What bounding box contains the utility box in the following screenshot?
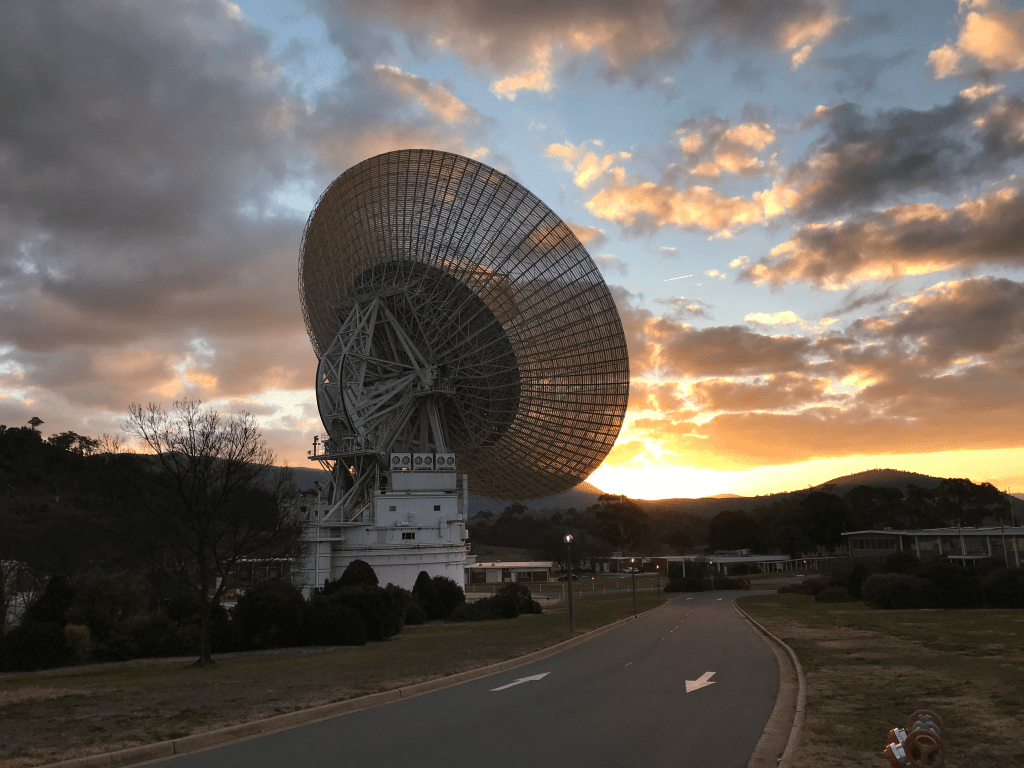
[413,453,434,471]
[435,453,456,471]
[390,453,411,470]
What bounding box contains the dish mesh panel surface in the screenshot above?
[300,149,629,500]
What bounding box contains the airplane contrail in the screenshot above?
[661,274,693,282]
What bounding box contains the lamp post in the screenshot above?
[564,534,575,633]
[630,557,637,617]
[654,563,661,603]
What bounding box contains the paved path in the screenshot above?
[151,592,777,768]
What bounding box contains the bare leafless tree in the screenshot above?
[124,400,303,665]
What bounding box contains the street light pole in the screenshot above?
[630,557,637,617]
[565,534,575,633]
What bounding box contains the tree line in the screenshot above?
[1,402,304,666]
[469,480,1013,561]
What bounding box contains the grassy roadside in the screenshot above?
[739,593,1024,768]
[0,589,664,767]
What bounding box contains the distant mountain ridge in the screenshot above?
[810,468,944,494]
[290,464,1021,520]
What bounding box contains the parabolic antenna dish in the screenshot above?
[299,149,628,500]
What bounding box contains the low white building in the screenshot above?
[842,526,1024,566]
[299,456,470,595]
[465,561,554,586]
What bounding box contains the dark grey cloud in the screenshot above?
[830,286,898,316]
[786,92,1024,221]
[743,184,1024,287]
[814,50,913,98]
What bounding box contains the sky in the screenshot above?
[1,0,1023,500]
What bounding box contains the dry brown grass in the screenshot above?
[740,594,1024,768]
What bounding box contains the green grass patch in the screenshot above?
[739,594,1024,768]
[0,589,664,767]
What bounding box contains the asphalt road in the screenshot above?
[152,592,778,768]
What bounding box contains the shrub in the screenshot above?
[815,586,857,603]
[983,569,1024,609]
[710,576,749,590]
[917,562,985,609]
[665,577,704,593]
[412,571,441,619]
[403,599,427,625]
[336,559,379,588]
[490,583,538,618]
[308,594,368,646]
[452,584,541,621]
[778,577,830,596]
[207,617,241,654]
[165,590,204,626]
[64,623,91,663]
[22,575,76,626]
[861,573,936,609]
[0,621,70,671]
[233,580,309,649]
[65,571,148,649]
[847,565,870,600]
[431,576,466,618]
[450,599,497,621]
[884,551,921,575]
[324,585,405,641]
[125,613,186,658]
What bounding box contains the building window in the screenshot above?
[433,505,441,511]
[389,505,397,512]
[402,531,415,540]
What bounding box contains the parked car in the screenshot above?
[557,574,579,581]
[623,567,642,574]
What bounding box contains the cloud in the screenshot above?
[676,117,779,178]
[688,373,834,412]
[321,0,843,93]
[612,276,1024,468]
[373,65,484,123]
[0,1,492,451]
[929,6,1024,78]
[565,222,607,249]
[783,93,1024,221]
[743,185,1024,288]
[594,254,629,276]
[814,51,913,97]
[585,169,795,237]
[547,140,630,188]
[491,46,554,99]
[744,310,806,327]
[656,296,714,321]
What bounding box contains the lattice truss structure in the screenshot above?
[300,149,629,505]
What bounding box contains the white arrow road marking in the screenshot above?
[685,671,716,693]
[490,672,550,691]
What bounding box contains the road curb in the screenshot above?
[733,600,806,768]
[43,599,671,768]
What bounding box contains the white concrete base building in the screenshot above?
[300,458,469,595]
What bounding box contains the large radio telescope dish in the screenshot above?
[300,149,628,500]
